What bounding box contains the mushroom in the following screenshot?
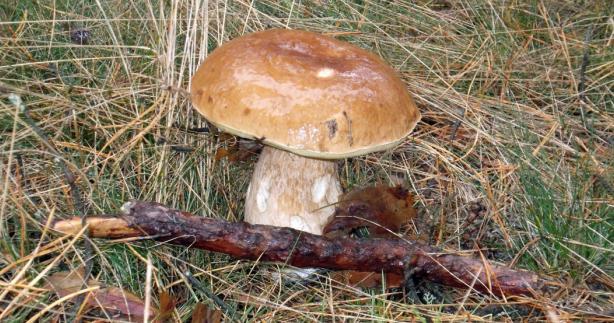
[190,29,420,236]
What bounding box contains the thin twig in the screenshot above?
[17,98,93,321]
[15,153,40,206]
[449,108,466,142]
[144,255,153,323]
[578,25,593,128]
[183,270,235,319]
[578,25,593,103]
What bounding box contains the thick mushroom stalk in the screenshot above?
[245,147,342,235]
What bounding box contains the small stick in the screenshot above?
[53,201,545,297]
[183,270,234,318]
[144,255,153,323]
[577,25,593,130]
[16,97,93,321]
[449,109,465,142]
[578,25,593,104]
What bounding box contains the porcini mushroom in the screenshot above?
[190,29,420,235]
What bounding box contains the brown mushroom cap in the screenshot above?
[191,29,420,159]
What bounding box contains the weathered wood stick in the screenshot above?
[53,201,543,297]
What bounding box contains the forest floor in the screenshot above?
[1,0,612,321]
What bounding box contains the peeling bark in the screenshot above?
[53,201,544,297]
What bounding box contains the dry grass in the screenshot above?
[1,0,612,321]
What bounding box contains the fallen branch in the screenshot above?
[53,201,544,297]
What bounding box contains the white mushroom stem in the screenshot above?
[245,146,342,235]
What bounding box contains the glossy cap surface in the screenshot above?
[191,29,420,159]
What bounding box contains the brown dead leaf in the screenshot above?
[94,286,151,321]
[191,303,222,323]
[214,138,262,163]
[45,270,156,322]
[323,185,416,289]
[155,291,177,322]
[214,147,230,161]
[45,270,96,294]
[323,185,416,239]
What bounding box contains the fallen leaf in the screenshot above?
[214,147,230,161]
[214,138,262,162]
[45,270,156,322]
[191,303,222,323]
[94,286,150,321]
[323,185,416,289]
[45,270,96,294]
[155,291,177,322]
[323,185,416,238]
